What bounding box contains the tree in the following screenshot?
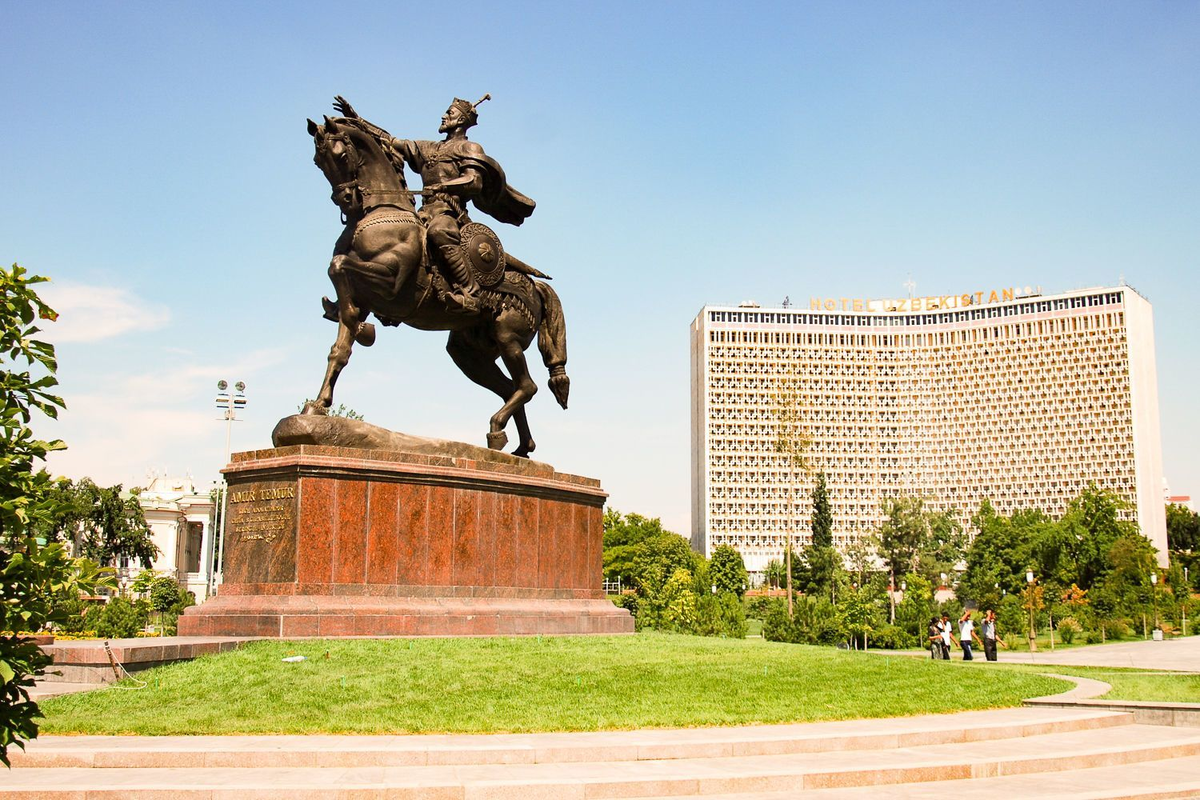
[917,507,964,585]
[1101,531,1158,618]
[772,383,811,617]
[633,531,696,593]
[1043,485,1140,592]
[602,509,672,585]
[1166,503,1199,554]
[710,544,748,598]
[874,497,929,581]
[895,572,935,640]
[810,471,832,550]
[36,478,158,568]
[763,559,785,590]
[0,264,111,765]
[960,500,1041,606]
[803,471,839,599]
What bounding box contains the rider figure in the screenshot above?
[333,95,535,314]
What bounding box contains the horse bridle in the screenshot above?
[321,128,365,223]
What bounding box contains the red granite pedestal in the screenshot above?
[178,445,633,637]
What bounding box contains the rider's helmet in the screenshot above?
[449,98,480,130]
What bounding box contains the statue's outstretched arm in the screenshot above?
[332,95,394,143]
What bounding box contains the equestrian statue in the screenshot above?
[302,95,568,458]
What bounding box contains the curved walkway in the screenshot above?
[880,635,1200,672]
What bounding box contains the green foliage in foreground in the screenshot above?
[0,264,113,765]
[40,634,1067,736]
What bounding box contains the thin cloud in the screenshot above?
[39,282,171,343]
[41,347,293,488]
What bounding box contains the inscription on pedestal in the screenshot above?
[228,485,296,543]
[224,480,299,585]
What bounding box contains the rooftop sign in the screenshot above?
[810,287,1016,313]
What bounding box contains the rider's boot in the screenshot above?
[440,245,480,314]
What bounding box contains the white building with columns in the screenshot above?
[135,475,217,601]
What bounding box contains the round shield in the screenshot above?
[460,222,506,287]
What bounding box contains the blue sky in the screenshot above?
[3,3,1197,535]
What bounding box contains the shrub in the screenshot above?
[658,569,698,632]
[0,540,110,766]
[611,592,639,620]
[52,595,89,634]
[746,594,776,620]
[799,597,845,645]
[709,545,748,598]
[162,591,195,636]
[90,597,147,639]
[149,577,181,614]
[1085,630,1102,644]
[694,593,747,638]
[1102,618,1132,640]
[761,599,804,644]
[1057,617,1083,644]
[867,624,912,650]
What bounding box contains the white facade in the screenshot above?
[690,285,1167,573]
[134,476,217,601]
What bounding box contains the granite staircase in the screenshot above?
[8,706,1200,798]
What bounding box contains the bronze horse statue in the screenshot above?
[302,115,569,458]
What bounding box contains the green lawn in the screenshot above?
[995,664,1200,704]
[40,634,1067,735]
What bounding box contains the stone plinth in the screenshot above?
[178,445,632,637]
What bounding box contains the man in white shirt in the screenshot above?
[959,610,984,661]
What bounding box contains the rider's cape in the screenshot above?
[406,138,536,227]
[463,150,536,226]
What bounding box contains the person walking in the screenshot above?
[937,612,956,660]
[980,608,1007,662]
[927,616,942,659]
[959,610,984,661]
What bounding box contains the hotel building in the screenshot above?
[690,284,1166,574]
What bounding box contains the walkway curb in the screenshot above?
[1025,671,1200,728]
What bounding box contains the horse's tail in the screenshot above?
[534,280,570,409]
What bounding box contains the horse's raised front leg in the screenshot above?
[303,258,362,415]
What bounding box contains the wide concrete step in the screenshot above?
[6,724,1199,798]
[13,707,1129,769]
[678,755,1200,799]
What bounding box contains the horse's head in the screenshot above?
[308,116,364,215]
[307,116,412,219]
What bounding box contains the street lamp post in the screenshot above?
[889,573,895,625]
[211,380,247,597]
[1026,570,1037,652]
[1150,571,1160,638]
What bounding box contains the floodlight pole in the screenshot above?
[211,380,247,596]
[1026,571,1037,652]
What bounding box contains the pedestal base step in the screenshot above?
[178,595,634,638]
